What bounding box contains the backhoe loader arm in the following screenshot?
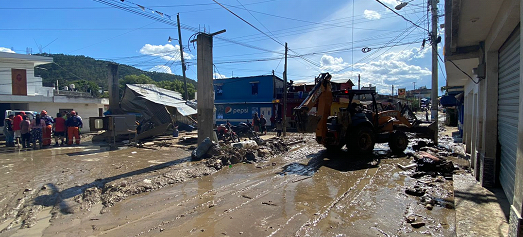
[294,73,333,143]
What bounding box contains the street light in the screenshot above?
[395,2,408,10]
[167,36,177,43]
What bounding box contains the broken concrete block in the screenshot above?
[231,140,258,149]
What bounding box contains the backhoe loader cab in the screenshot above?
[294,73,436,155]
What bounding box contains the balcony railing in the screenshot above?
[53,89,94,98]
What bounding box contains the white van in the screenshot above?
[0,110,38,135]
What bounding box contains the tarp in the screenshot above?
[122,84,197,116]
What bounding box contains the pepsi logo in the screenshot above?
[225,106,232,114]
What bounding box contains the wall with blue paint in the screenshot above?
[214,75,281,103]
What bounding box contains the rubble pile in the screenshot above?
[400,140,459,228]
[203,139,289,170]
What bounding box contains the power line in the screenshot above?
[374,0,428,32]
[211,0,283,46]
[211,0,320,69]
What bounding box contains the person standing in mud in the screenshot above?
[425,108,429,121]
[53,112,66,146]
[63,111,70,144]
[40,110,54,147]
[19,115,31,148]
[12,112,24,146]
[66,111,82,145]
[276,117,283,137]
[252,112,260,134]
[31,114,45,149]
[260,114,267,135]
[3,115,14,147]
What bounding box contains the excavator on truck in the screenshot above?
[294,73,436,155]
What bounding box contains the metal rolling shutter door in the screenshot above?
[497,27,520,204]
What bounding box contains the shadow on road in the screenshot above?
[33,156,192,214]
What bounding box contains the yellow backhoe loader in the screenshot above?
[294,73,436,155]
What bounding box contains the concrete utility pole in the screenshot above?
[177,13,189,102]
[283,42,288,136]
[392,85,394,96]
[430,0,439,144]
[358,74,360,90]
[108,63,119,113]
[193,30,226,143]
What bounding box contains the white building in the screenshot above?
[444,0,523,235]
[0,52,108,131]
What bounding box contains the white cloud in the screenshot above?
[0,47,15,53]
[363,10,381,20]
[213,73,226,79]
[149,65,172,74]
[139,44,193,61]
[320,54,350,72]
[330,47,431,93]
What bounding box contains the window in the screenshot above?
[251,82,258,95]
[216,85,223,96]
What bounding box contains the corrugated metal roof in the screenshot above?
[126,84,197,116]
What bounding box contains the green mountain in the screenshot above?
[34,53,196,99]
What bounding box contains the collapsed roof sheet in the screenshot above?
[124,84,197,116]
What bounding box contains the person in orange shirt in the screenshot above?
[65,111,82,145]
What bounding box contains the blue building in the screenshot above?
[214,75,283,126]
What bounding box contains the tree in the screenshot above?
[73,80,101,97]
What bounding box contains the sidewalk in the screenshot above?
[454,173,510,236]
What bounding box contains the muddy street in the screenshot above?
[0,133,458,237]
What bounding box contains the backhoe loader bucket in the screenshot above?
[409,121,437,141]
[294,109,320,133]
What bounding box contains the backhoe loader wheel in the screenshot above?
[347,126,375,156]
[389,131,408,154]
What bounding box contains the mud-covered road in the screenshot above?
[0,133,457,237]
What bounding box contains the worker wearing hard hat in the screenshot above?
[65,111,83,145]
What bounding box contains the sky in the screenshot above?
[0,0,446,95]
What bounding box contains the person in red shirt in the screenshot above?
[53,112,66,146]
[12,111,25,147]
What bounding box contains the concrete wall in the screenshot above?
[28,102,104,131]
[457,1,523,235]
[214,75,276,103]
[447,0,523,235]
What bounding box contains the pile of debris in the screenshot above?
[399,140,459,228]
[191,137,290,170]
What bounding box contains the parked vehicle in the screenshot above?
[231,122,258,140]
[0,110,37,135]
[216,124,240,142]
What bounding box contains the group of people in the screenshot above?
[3,110,83,148]
[252,112,283,137]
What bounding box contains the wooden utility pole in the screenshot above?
[283,42,288,136]
[177,13,189,101]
